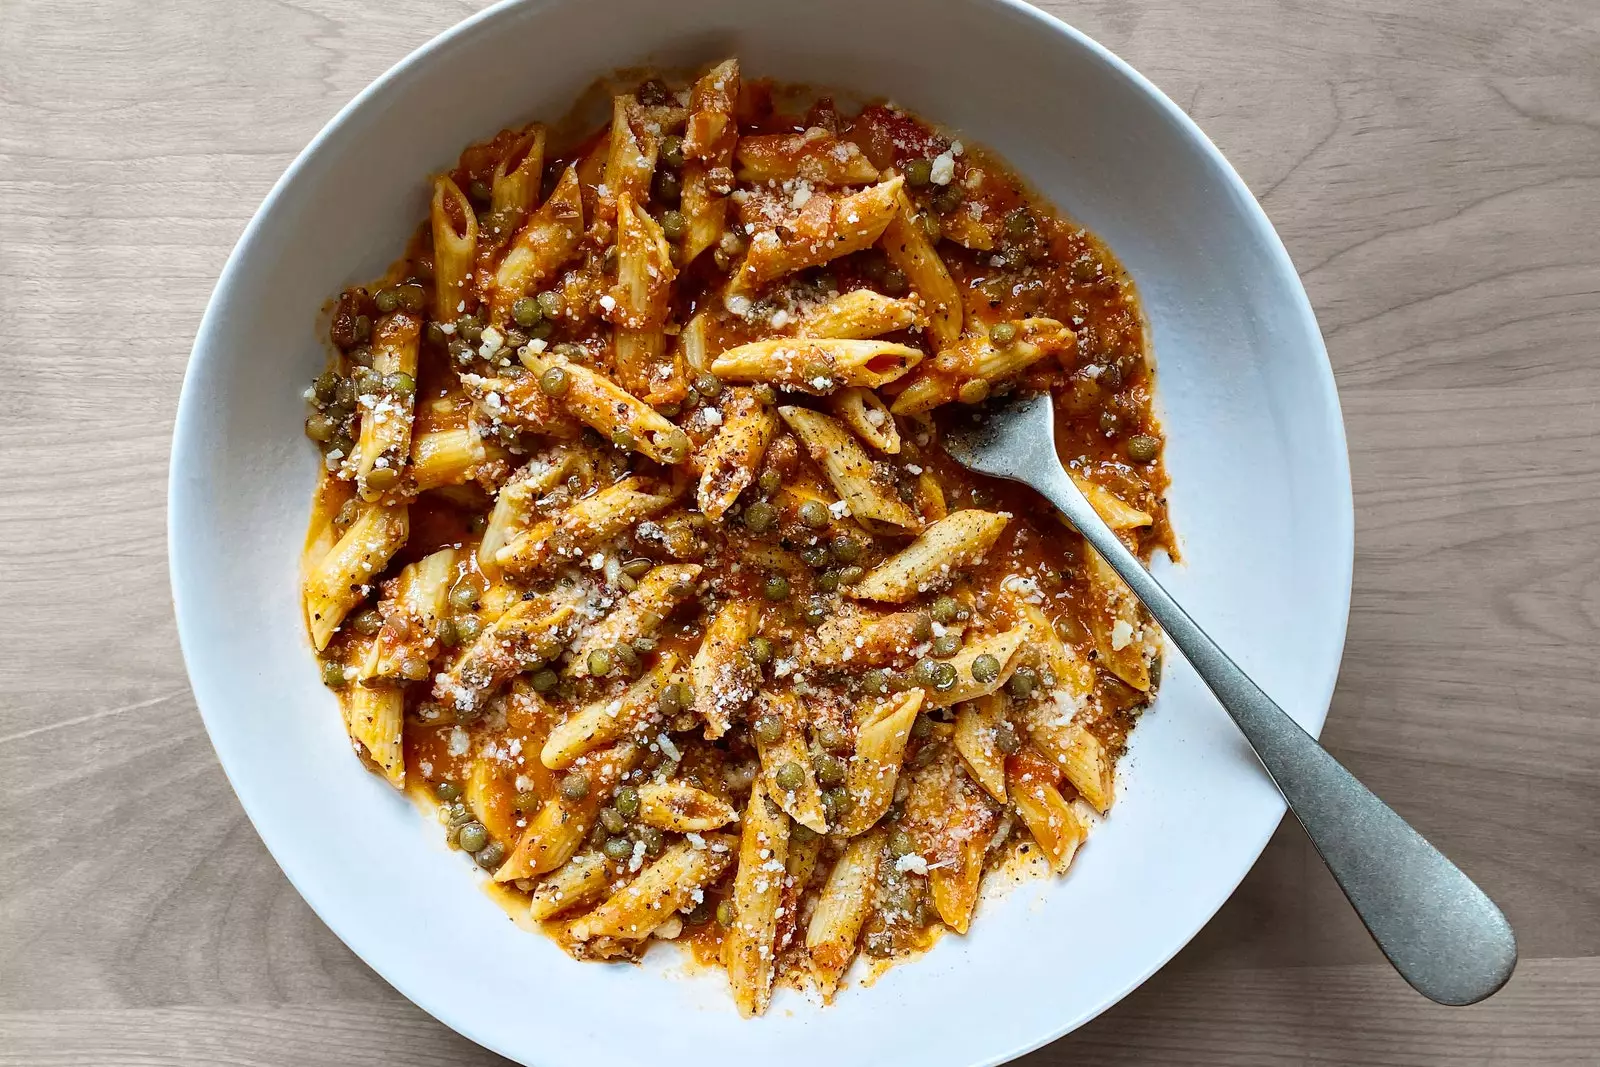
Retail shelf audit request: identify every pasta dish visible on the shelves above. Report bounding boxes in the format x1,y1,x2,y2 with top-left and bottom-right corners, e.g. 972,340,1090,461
299,59,1169,1015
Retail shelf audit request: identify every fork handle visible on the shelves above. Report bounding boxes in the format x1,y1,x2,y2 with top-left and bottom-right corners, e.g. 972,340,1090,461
1033,464,1516,1005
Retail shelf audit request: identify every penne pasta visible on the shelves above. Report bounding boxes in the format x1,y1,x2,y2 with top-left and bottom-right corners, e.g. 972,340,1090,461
409,425,486,491
713,338,922,394
567,564,701,676
689,599,760,738
490,125,547,214
680,59,740,265
752,693,827,833
299,63,1171,1009
736,176,904,289
496,741,642,882
528,851,611,921
1085,545,1155,692
637,780,738,832
431,176,478,321
606,195,676,330
599,96,659,228
778,406,919,533
735,130,880,185
518,352,692,465
1007,748,1089,874
352,311,422,501
805,830,884,996
921,627,1028,710
836,690,923,836
695,388,779,519
364,546,456,681
807,606,928,669
1073,474,1154,529
828,385,901,454
435,591,583,713
725,781,791,1017
541,653,682,769
1022,713,1115,814
890,317,1075,414
303,502,409,650
850,509,1008,602
569,836,735,941
800,289,924,341
953,693,1010,802
880,188,962,350
489,164,584,326
495,475,678,576
347,683,405,786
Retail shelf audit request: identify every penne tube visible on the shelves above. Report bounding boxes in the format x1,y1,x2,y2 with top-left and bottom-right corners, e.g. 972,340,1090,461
690,599,760,738
304,502,409,650
1007,749,1089,874
1085,545,1155,692
915,469,948,521
673,310,712,373
805,830,884,996
461,369,584,439
409,425,486,491
435,590,583,712
890,317,1074,415
753,693,827,833
726,781,791,1017
528,851,610,921
599,96,659,228
464,754,521,844
518,352,691,465
850,509,1008,602
778,406,919,533
827,385,901,454
712,338,922,394
614,326,684,407
1011,601,1097,707
569,837,735,941
680,59,740,265
476,448,578,576
800,290,924,341
347,683,405,786
736,176,904,289
904,743,1000,934
495,475,679,576
776,830,824,957
683,58,740,162
606,195,676,330
921,627,1028,709
953,693,1010,802
836,690,923,835
807,607,928,669
431,176,478,321
1022,713,1114,814
567,564,701,675
489,164,584,326
696,388,780,520
353,311,422,501
880,188,962,350
735,131,880,185
1072,474,1153,529
364,546,457,680
490,126,547,214
637,780,738,832
496,741,642,882
541,653,682,769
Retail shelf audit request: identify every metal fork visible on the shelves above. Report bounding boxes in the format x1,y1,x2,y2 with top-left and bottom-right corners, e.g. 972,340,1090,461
942,389,1516,1006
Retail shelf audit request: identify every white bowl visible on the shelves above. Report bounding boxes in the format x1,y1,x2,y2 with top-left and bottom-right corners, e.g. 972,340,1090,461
169,0,1352,1063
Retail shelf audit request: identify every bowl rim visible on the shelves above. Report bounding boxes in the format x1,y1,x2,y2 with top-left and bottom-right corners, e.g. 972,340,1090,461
169,0,1354,1061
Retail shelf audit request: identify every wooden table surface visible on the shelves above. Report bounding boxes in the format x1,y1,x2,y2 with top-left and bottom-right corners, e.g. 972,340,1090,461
3,0,1597,1063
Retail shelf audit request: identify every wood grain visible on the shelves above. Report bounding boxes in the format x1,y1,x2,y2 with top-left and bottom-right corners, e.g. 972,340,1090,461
1,0,1596,1062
